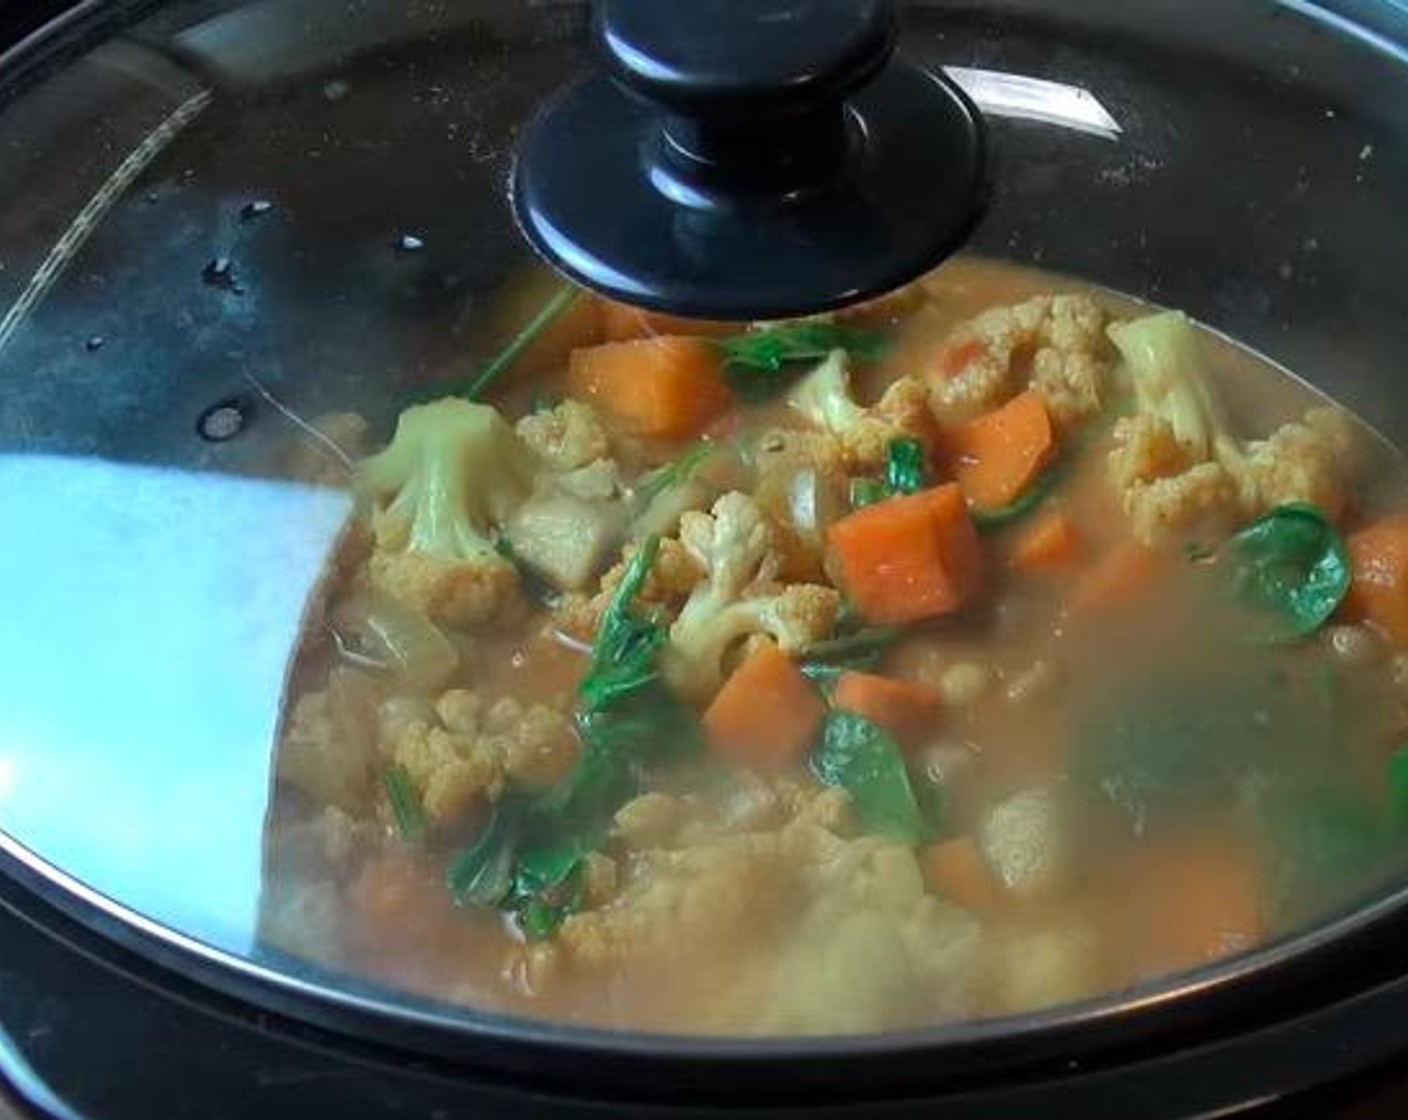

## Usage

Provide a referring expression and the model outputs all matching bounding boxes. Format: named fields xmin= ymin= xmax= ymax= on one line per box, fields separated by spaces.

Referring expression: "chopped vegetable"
xmin=1067 ymin=539 xmax=1162 ymax=616
xmin=502 ymin=490 xmax=624 ymax=592
xmin=1258 ymin=785 xmax=1388 ymax=922
xmin=598 ymin=299 xmax=738 ymax=341
xmin=568 ymin=336 xmax=731 ymax=441
xmin=1010 ymin=510 xmax=1081 ymax=573
xmin=720 ymin=322 xmax=889 ymax=401
xmin=355 ymin=398 xmax=536 ymax=629
xmin=832 ymin=671 xmax=942 ymax=748
xmin=633 ymin=442 xmax=719 ymax=510
xmin=1073 ymin=664 xmax=1328 ymax=835
xmin=886 ymin=438 xmax=927 ymax=496
xmin=811 ymin=711 xmax=924 ymax=844
xmin=1388 ymin=745 xmax=1408 ymax=835
xmin=1125 ymin=834 xmax=1264 ymax=972
xmin=921 ymin=836 xmax=1005 ymax=913
xmin=799 ymin=618 xmax=903 ymax=675
xmin=447 ymin=537 xmax=702 ymax=936
xmin=1223 ymin=504 xmax=1350 ymax=642
xmin=970 ymin=458 xmax=1063 ymax=532
xmin=704 ymin=642 xmax=827 ymax=772
xmin=951 ymin=390 xmax=1057 ymax=511
xmin=432 ymin=285 xmax=581 ymax=401
xmin=827 ymin=483 xmax=984 ymax=625
xmin=1344 ymin=514 xmax=1408 ymax=645
xmin=850 ymin=478 xmax=889 ymax=510
xmin=493 ymin=534 xmax=562 ymax=606
xmin=382 ymin=763 xmax=428 ymax=842
xmin=329 ymin=590 xmax=459 ymax=690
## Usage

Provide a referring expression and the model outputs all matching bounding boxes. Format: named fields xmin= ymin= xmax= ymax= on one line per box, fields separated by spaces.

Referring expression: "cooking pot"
xmin=2 ymin=2 xmax=1408 ymax=1117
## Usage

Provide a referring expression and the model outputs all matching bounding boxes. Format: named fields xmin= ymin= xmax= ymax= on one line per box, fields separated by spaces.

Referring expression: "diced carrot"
xmin=950 ymin=390 xmax=1057 ymax=511
xmin=1124 ymin=834 xmax=1265 ymax=975
xmin=834 ymin=671 xmax=943 ymax=747
xmin=921 ymin=836 xmax=1005 ymax=913
xmin=597 ymin=298 xmax=738 ymax=341
xmin=1067 ymin=539 xmax=1161 ymax=616
xmin=1344 ymin=514 xmax=1408 ymax=645
xmin=704 ymin=642 xmax=826 ymax=773
xmin=567 ymin=336 xmax=731 ymax=442
xmin=827 ymin=483 xmax=984 ymax=625
xmin=1010 ymin=510 xmax=1081 ymax=573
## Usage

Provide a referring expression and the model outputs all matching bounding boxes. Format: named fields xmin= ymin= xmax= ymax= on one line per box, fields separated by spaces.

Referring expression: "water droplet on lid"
xmin=84 ymin=335 xmax=105 ymax=353
xmin=396 ymin=233 xmax=426 ymax=252
xmin=202 ymin=256 xmax=240 ymax=291
xmin=240 ymin=200 xmax=274 ymax=221
xmin=324 ymin=79 xmax=352 ymax=102
xmin=143 ymin=192 xmax=159 ymax=205
xmin=196 ymin=396 xmax=252 ymax=442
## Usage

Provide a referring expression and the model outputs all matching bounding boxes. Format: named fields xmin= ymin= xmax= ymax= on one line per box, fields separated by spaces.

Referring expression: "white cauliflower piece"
xmin=378 ymin=688 xmax=577 ymax=826
xmin=786 ymin=350 xmax=933 ymax=468
xmin=514 ymin=399 xmax=610 ymax=471
xmin=1108 ymin=312 xmax=1356 ymax=545
xmin=356 ymin=398 xmax=534 ymax=628
xmin=277 ymin=688 xmax=374 ymax=813
xmin=663 ymin=491 xmax=841 ymax=697
xmin=927 ymin=294 xmax=1112 ymax=426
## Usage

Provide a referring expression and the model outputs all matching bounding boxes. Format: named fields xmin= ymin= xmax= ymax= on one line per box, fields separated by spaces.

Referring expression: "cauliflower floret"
xmin=364 ymin=549 xmax=521 ymax=629
xmin=558 ymin=830 xmax=796 ymax=970
xmin=1237 ymin=406 xmax=1354 ymax=521
xmin=927 ymin=294 xmax=1111 ymax=426
xmin=1108 ymin=313 xmax=1356 ymax=545
xmin=664 ymin=492 xmax=841 ymax=697
xmin=515 ymin=399 xmax=611 ymax=471
xmin=786 ymin=350 xmax=932 ymax=468
xmin=277 ymin=689 xmax=373 ymax=813
xmin=356 ymin=398 xmax=535 ymax=628
xmin=378 ymin=688 xmax=577 ymax=826
xmin=552 ymin=535 xmax=704 ymax=643
xmin=387 ymin=720 xmax=504 ymax=825
xmin=1110 ymin=413 xmax=1243 ymax=546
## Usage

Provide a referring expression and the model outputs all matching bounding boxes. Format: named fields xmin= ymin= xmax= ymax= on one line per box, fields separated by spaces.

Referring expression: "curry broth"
xmin=263 ymin=257 xmax=1408 ymax=1035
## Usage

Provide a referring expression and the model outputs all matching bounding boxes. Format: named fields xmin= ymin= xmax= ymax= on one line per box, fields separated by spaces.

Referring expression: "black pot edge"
xmin=9 ymin=826 xmax=1408 ymax=1111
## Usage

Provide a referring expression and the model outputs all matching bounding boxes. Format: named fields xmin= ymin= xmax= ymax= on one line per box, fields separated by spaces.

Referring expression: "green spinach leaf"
xmin=1225 ymin=504 xmax=1350 ymax=642
xmin=812 ymin=711 xmax=923 ymax=844
xmin=381 ymin=763 xmax=427 ymax=843
xmin=719 ymin=323 xmax=890 ymax=401
xmin=885 ymin=438 xmax=927 ymax=496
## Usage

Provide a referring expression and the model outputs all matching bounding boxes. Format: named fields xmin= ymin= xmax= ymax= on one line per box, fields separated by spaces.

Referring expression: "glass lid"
xmin=3 ymin=0 xmax=1408 ymax=1055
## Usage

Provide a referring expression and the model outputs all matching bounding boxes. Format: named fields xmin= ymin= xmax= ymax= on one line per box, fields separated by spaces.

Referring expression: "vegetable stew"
xmin=264 ymin=258 xmax=1408 ymax=1036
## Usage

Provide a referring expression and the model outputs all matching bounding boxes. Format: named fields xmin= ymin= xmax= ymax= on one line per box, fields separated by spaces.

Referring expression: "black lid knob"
xmin=512 ymin=0 xmax=987 ymax=319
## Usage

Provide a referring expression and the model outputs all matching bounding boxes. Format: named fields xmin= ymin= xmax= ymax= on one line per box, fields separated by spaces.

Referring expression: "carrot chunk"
xmin=597 ymin=298 xmax=738 ymax=342
xmin=1010 ymin=510 xmax=1081 ymax=573
xmin=704 ymin=642 xmax=826 ymax=773
xmin=827 ymin=483 xmax=984 ymax=625
xmin=834 ymin=671 xmax=943 ymax=747
xmin=1068 ymin=539 xmax=1162 ymax=616
xmin=1344 ymin=514 xmax=1408 ymax=645
xmin=921 ymin=836 xmax=1005 ymax=913
xmin=567 ymin=336 xmax=731 ymax=441
xmin=1125 ymin=834 xmax=1265 ymax=974
xmin=951 ymin=390 xmax=1057 ymax=511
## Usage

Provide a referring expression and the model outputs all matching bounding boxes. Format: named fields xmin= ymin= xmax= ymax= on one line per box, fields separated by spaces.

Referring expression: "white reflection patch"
xmin=944 ymin=67 xmax=1123 ymax=140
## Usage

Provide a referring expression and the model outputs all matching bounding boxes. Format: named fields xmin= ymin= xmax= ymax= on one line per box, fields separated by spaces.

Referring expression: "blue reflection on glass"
xmin=0 ymin=455 xmax=350 ymax=954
